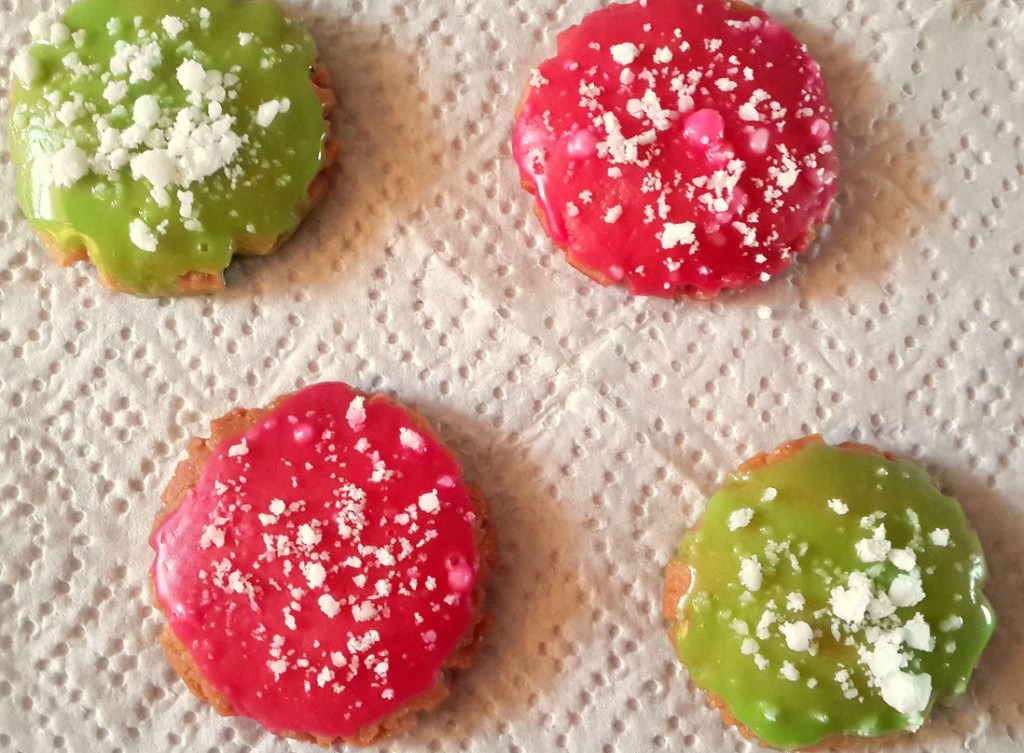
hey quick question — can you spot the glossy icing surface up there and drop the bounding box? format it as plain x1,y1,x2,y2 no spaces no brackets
512,0,838,297
667,441,994,749
151,383,481,737
8,0,328,295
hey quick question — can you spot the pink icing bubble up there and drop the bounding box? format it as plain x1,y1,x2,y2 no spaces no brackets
684,108,725,146
761,18,785,37
448,561,475,593
811,118,832,140
714,187,750,224
748,127,770,155
567,128,599,158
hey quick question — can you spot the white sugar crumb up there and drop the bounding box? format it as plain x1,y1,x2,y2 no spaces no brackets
889,572,925,608
49,22,70,45
103,80,128,105
255,98,291,127
51,144,90,188
939,615,963,633
56,101,82,127
317,594,341,618
316,666,334,688
855,524,891,563
238,32,254,46
610,42,640,66
756,609,777,641
830,571,872,626
653,46,673,64
728,507,755,531
227,439,249,457
827,498,849,514
902,613,936,652
132,94,161,129
352,601,377,622
200,524,225,549
738,555,762,592
889,548,917,572
128,219,158,252
29,13,51,39
740,638,759,656
661,221,696,249
604,205,623,223
302,562,326,589
929,528,950,547
175,59,208,93
780,621,814,652
130,149,178,200
161,15,184,37
399,427,426,452
297,523,321,546
780,661,800,681
267,658,287,679
785,592,806,612
12,51,39,85
761,487,778,502
346,396,366,430
226,570,246,593
880,671,931,717
417,489,441,514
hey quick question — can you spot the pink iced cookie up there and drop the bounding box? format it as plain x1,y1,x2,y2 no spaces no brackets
151,382,495,745
512,0,838,298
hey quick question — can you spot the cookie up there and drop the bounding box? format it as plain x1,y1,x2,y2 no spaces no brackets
512,0,838,298
150,382,496,744
8,0,338,295
664,436,995,749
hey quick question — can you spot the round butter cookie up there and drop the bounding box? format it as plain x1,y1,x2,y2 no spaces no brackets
151,382,496,744
512,0,838,298
664,436,995,749
8,0,338,295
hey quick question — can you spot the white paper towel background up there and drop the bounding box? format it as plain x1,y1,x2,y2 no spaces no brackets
1,0,1022,751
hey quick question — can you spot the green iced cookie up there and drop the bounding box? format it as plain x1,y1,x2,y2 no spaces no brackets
9,0,334,295
664,437,995,749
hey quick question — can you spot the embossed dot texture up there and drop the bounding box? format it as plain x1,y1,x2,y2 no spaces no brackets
1,0,1023,752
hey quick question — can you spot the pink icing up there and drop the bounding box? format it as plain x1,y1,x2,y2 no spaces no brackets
150,382,481,738
512,0,839,297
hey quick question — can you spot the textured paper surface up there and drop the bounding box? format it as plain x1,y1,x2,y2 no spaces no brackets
1,0,1022,751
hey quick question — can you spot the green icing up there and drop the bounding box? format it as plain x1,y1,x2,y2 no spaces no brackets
670,442,995,750
8,0,329,295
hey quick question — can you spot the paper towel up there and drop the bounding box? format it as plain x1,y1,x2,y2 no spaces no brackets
1,0,1022,751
